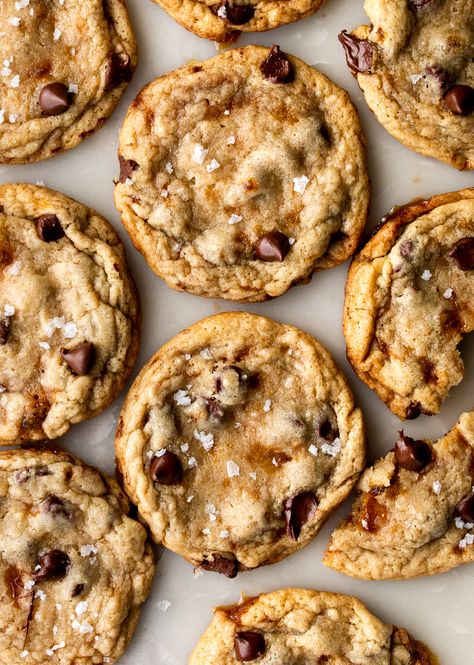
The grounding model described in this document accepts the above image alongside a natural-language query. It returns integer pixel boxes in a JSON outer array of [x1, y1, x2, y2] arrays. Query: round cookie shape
[[324, 410, 474, 579], [0, 447, 154, 665], [0, 184, 140, 444], [339, 0, 474, 170], [114, 45, 369, 302], [0, 0, 137, 164], [344, 187, 474, 420], [148, 0, 328, 42], [189, 588, 436, 663], [115, 312, 366, 575]]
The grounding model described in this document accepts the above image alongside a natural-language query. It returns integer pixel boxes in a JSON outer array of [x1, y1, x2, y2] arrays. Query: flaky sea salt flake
[[226, 460, 240, 477]]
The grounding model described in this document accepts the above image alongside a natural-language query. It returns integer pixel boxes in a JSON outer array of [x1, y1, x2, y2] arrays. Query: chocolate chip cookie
[[344, 187, 474, 420], [148, 0, 327, 42], [0, 446, 154, 664], [115, 45, 369, 302], [189, 588, 436, 663], [324, 410, 474, 579], [0, 0, 137, 164], [339, 0, 474, 170], [115, 312, 366, 576], [0, 184, 140, 444]]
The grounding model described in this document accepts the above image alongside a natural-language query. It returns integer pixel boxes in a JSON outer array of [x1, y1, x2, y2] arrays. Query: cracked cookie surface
[[339, 0, 474, 169], [0, 184, 140, 444], [115, 45, 369, 302], [115, 312, 366, 575], [344, 188, 474, 420], [149, 0, 327, 42], [324, 410, 474, 580], [189, 588, 437, 664], [0, 0, 137, 164], [0, 447, 154, 665]]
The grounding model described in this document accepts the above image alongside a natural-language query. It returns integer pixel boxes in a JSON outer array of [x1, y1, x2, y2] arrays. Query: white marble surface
[[2, 0, 474, 662]]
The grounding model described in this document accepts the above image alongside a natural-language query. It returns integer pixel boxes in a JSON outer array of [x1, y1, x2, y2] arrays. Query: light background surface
[[2, 0, 474, 662]]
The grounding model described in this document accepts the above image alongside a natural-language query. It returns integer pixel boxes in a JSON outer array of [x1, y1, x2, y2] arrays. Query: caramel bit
[[360, 492, 387, 532]]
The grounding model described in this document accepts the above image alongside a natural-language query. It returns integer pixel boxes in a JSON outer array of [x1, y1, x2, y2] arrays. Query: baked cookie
[[324, 410, 474, 579], [0, 446, 154, 665], [115, 312, 366, 576], [115, 45, 369, 302], [339, 0, 474, 170], [149, 0, 327, 42], [189, 588, 437, 663], [0, 0, 137, 164], [0, 184, 140, 444], [344, 188, 474, 420]]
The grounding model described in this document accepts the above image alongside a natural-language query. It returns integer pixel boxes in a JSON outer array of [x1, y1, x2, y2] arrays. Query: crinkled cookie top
[[115, 312, 365, 575], [0, 184, 140, 444], [189, 588, 436, 664], [0, 447, 154, 665], [344, 188, 474, 420], [340, 0, 474, 169], [0, 0, 136, 163], [115, 46, 369, 302]]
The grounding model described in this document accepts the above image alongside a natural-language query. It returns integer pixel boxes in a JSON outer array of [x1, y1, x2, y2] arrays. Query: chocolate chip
[[0, 317, 10, 345], [39, 83, 71, 115], [338, 30, 373, 74], [105, 53, 132, 91], [255, 231, 290, 262], [234, 631, 266, 661], [36, 214, 65, 242], [118, 155, 138, 183], [318, 419, 337, 442], [207, 398, 225, 420], [425, 65, 449, 92], [444, 85, 474, 116], [71, 583, 85, 597], [221, 1, 254, 24], [284, 491, 318, 541], [201, 554, 238, 578], [409, 0, 435, 10], [33, 550, 70, 582], [449, 237, 474, 270], [61, 342, 95, 376], [260, 45, 294, 84], [150, 450, 182, 485], [457, 495, 474, 523], [405, 402, 422, 420], [41, 494, 71, 519], [394, 431, 432, 472]]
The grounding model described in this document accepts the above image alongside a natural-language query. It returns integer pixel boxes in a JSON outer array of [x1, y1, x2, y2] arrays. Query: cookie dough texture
[[343, 0, 474, 169], [150, 0, 326, 42], [189, 588, 437, 664], [115, 312, 366, 574], [0, 184, 140, 444], [0, 0, 137, 164], [344, 188, 474, 420], [0, 447, 154, 665], [115, 46, 369, 302], [324, 410, 474, 579]]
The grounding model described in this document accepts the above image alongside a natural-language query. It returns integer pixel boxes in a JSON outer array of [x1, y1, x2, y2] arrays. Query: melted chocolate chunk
[[41, 494, 71, 519], [284, 491, 318, 541], [61, 342, 95, 376], [444, 85, 474, 116], [260, 45, 294, 84], [39, 83, 71, 115], [405, 402, 422, 420], [255, 232, 290, 262], [0, 317, 10, 345], [221, 1, 254, 24], [338, 30, 373, 74], [457, 495, 474, 523], [425, 65, 449, 92], [71, 583, 85, 597], [105, 53, 132, 91], [449, 237, 474, 270], [201, 554, 238, 578], [150, 450, 182, 485], [118, 155, 139, 183], [207, 398, 225, 420], [36, 214, 65, 242], [394, 431, 432, 472], [409, 0, 436, 11], [234, 631, 266, 661], [33, 550, 70, 582], [318, 418, 338, 442]]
